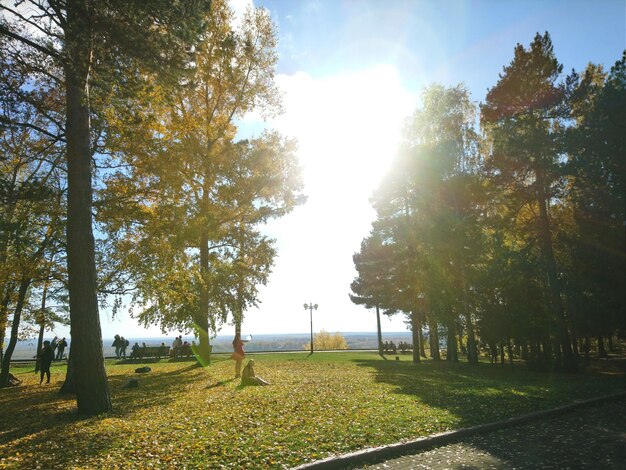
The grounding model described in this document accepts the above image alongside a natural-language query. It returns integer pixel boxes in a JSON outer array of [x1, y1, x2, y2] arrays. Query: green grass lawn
[[1, 352, 625, 468]]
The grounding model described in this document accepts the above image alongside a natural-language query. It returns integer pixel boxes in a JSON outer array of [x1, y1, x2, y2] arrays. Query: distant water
[[7, 332, 414, 360]]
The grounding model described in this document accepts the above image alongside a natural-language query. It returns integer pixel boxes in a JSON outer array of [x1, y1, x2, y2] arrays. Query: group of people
[[43, 336, 68, 361], [171, 335, 195, 357], [383, 340, 413, 354], [112, 334, 130, 358], [31, 332, 269, 387]]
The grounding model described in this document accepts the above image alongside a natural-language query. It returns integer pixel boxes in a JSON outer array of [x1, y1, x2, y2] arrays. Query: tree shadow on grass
[[352, 358, 626, 469], [0, 361, 215, 468], [206, 377, 236, 389], [353, 358, 626, 429]]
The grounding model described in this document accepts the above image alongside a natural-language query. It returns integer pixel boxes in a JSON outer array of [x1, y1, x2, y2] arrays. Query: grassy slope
[[1, 352, 625, 468]]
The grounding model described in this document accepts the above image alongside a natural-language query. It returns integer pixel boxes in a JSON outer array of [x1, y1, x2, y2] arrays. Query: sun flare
[[275, 64, 415, 202]]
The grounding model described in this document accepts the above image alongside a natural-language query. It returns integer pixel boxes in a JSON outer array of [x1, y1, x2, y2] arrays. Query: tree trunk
[[59, 348, 76, 394], [35, 282, 49, 373], [195, 227, 212, 365], [583, 336, 591, 362], [464, 313, 478, 364], [571, 329, 579, 356], [542, 339, 552, 366], [597, 335, 608, 359], [375, 305, 383, 357], [459, 262, 477, 364], [555, 338, 563, 365], [410, 308, 421, 363], [535, 166, 575, 370], [607, 336, 614, 352], [521, 342, 528, 361], [0, 288, 13, 366], [507, 339, 514, 366], [35, 322, 45, 373], [499, 344, 505, 366], [459, 331, 466, 355], [529, 341, 537, 362], [64, 0, 111, 414], [446, 320, 458, 362], [419, 320, 427, 358], [428, 315, 440, 360], [0, 279, 30, 388]]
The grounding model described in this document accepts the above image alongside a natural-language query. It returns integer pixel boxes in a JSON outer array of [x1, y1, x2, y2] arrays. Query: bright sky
[[54, 0, 625, 340]]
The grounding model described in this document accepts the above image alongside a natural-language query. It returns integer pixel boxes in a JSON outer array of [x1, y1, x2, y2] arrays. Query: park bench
[[171, 344, 212, 358], [129, 345, 170, 360]]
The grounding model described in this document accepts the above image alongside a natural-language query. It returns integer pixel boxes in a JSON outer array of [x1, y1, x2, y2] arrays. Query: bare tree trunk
[[459, 330, 466, 355], [411, 308, 421, 364], [0, 279, 30, 387], [597, 336, 608, 359], [429, 315, 440, 360], [535, 166, 575, 370], [521, 342, 529, 361], [195, 227, 212, 365], [35, 282, 49, 373], [35, 323, 45, 373], [64, 0, 111, 414], [542, 339, 553, 366], [0, 289, 13, 366], [571, 329, 579, 356], [446, 320, 458, 362], [376, 305, 383, 357], [459, 263, 477, 364], [419, 320, 427, 358], [59, 348, 76, 394], [464, 313, 478, 364]]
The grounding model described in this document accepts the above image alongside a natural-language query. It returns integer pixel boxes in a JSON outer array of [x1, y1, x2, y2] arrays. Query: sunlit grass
[[1, 352, 624, 468]]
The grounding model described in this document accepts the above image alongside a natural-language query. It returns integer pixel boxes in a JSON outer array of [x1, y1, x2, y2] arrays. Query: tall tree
[[565, 54, 626, 349], [481, 32, 576, 370], [350, 233, 397, 356], [0, 45, 66, 385], [1, 0, 211, 413], [99, 2, 303, 362]]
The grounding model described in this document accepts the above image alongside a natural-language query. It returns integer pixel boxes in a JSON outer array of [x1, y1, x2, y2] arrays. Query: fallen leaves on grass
[[0, 353, 624, 469]]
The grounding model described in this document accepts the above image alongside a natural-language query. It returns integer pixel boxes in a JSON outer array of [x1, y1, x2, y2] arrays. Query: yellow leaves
[[3, 353, 623, 468]]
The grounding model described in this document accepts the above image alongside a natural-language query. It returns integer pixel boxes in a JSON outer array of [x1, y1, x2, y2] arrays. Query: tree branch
[[0, 24, 60, 60]]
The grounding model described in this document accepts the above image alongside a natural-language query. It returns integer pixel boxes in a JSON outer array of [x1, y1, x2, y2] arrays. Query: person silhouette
[[55, 337, 67, 361], [38, 340, 54, 384]]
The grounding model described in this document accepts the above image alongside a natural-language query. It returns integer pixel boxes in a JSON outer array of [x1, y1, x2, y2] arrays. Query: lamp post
[[303, 303, 318, 355]]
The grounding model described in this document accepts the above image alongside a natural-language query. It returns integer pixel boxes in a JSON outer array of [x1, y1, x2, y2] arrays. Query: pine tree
[[481, 32, 576, 370]]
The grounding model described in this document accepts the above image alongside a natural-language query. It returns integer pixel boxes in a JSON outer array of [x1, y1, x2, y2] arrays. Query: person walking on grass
[[231, 333, 245, 378], [112, 334, 121, 358], [38, 340, 54, 384], [120, 336, 128, 358]]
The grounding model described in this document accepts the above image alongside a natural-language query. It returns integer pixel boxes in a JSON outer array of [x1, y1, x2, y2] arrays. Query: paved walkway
[[361, 398, 626, 469]]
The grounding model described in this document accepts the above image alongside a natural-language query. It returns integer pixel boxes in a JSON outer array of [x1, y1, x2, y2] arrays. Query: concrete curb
[[293, 390, 626, 470]]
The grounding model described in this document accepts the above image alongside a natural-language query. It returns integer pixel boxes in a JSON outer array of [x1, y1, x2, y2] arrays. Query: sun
[[275, 64, 415, 203]]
